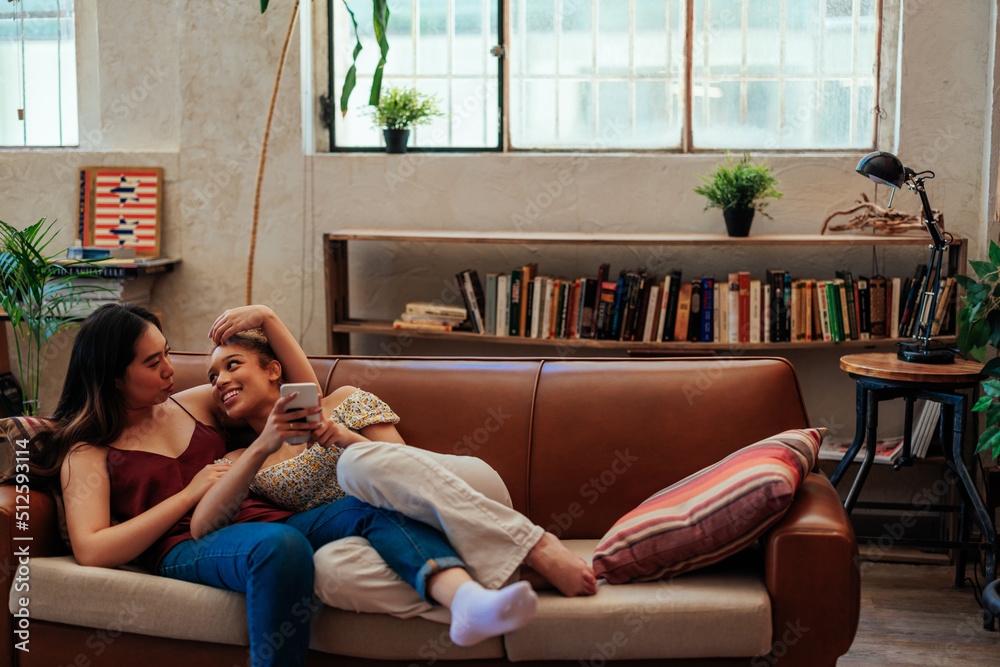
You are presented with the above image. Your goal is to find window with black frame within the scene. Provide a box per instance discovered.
[327,0,881,152]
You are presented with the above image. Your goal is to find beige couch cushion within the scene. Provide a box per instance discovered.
[14,556,503,659]
[503,540,772,661]
[15,541,771,661]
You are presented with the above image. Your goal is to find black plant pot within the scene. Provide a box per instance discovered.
[383,129,410,154]
[723,207,756,237]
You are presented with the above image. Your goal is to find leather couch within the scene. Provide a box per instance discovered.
[2,354,860,666]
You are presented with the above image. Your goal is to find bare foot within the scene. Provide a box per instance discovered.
[517,566,553,591]
[523,532,597,597]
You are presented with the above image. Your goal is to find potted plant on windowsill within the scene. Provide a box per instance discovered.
[694,153,783,237]
[371,87,442,154]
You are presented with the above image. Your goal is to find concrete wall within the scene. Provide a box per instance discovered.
[1,0,996,443]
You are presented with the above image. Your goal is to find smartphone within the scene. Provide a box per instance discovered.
[279,383,321,445]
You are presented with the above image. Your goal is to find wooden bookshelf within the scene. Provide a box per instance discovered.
[323,229,966,355]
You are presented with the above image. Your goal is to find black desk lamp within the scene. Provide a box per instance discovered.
[856,151,954,364]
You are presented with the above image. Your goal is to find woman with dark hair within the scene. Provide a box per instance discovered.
[37,303,544,667]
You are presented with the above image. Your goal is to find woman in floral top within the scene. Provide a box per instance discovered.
[198,309,596,625]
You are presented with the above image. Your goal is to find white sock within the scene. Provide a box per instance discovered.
[448,580,538,647]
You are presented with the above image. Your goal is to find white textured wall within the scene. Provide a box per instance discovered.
[0,0,996,442]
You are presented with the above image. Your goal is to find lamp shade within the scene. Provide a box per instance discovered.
[856,151,907,188]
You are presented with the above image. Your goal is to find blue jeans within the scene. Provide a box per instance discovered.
[158,496,465,667]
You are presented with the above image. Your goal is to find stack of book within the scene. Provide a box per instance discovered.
[50,275,157,318]
[445,261,958,344]
[392,302,469,332]
[818,400,942,465]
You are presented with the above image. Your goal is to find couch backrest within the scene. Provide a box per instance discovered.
[168,353,810,539]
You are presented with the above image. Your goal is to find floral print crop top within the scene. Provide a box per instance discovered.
[218,389,400,512]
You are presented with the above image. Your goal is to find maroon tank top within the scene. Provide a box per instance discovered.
[106,400,292,570]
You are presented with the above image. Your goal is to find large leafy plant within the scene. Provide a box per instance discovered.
[956,239,1000,458]
[0,219,103,415]
[694,152,783,218]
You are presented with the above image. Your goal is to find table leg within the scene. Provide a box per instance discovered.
[844,388,880,514]
[831,381,868,489]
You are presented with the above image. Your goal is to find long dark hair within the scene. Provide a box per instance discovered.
[13,303,162,485]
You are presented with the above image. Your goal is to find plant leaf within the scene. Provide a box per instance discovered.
[369,0,390,106]
[975,423,1000,457]
[969,260,998,280]
[982,357,1000,378]
[972,395,993,411]
[339,1,362,116]
[989,241,1000,266]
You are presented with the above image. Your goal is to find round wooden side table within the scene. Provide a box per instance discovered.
[834,353,996,629]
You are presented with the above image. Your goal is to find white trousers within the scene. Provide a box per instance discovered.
[312,441,544,623]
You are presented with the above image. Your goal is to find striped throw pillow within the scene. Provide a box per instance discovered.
[592,427,825,584]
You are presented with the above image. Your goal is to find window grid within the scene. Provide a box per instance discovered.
[329,0,878,152]
[694,0,877,149]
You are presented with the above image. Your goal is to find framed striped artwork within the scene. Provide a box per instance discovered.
[78,166,163,257]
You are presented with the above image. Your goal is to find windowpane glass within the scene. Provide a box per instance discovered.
[692,0,876,150]
[0,0,77,146]
[510,0,684,149]
[332,0,499,149]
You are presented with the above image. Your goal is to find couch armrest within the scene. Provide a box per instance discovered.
[2,485,66,667]
[761,473,860,666]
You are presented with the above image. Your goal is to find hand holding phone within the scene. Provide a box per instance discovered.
[279,383,321,445]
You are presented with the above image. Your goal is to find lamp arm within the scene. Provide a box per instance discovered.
[911,177,946,249]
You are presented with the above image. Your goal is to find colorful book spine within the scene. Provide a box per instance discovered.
[700,277,715,343]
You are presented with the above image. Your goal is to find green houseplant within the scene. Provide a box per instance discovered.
[694,153,783,237]
[0,218,104,415]
[956,239,1000,459]
[371,86,442,153]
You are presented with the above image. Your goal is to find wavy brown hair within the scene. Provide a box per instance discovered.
[3,303,162,487]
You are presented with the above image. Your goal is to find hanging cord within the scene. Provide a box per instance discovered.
[246,0,301,305]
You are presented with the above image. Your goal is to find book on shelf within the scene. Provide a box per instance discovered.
[398,312,466,327]
[836,271,859,340]
[818,436,906,465]
[579,277,599,339]
[519,263,537,337]
[643,282,661,343]
[868,276,887,338]
[749,279,761,344]
[673,282,693,342]
[727,273,740,344]
[899,265,928,337]
[566,280,582,339]
[508,268,523,336]
[700,277,714,343]
[393,319,456,332]
[589,263,610,338]
[661,269,683,342]
[856,277,871,339]
[495,274,510,337]
[50,256,179,279]
[457,269,486,334]
[484,273,498,336]
[931,277,956,336]
[889,277,902,338]
[406,302,468,319]
[687,281,702,342]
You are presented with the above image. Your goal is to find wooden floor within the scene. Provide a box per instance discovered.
[839,561,1000,665]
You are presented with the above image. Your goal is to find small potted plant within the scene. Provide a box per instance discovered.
[694,153,783,237]
[371,86,442,154]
